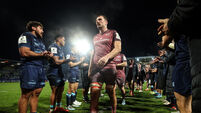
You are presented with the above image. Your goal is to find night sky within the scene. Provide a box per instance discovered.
[0,0,176,60]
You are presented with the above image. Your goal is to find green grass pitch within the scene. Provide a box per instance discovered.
[0,82,173,113]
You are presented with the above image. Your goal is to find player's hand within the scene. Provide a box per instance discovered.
[80,57,85,62]
[83,63,88,67]
[42,51,53,58]
[157,35,171,48]
[97,56,109,68]
[157,18,169,35]
[47,52,53,58]
[41,51,48,56]
[70,56,76,61]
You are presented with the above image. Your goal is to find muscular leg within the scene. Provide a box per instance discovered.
[18,88,33,113]
[56,85,64,104]
[90,82,102,113]
[120,86,126,99]
[30,88,43,112]
[66,83,74,107]
[174,92,186,113]
[50,86,57,107]
[74,82,79,99]
[106,84,117,113]
[129,80,134,96]
[185,95,192,113]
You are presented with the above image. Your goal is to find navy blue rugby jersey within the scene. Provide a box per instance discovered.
[18,32,46,66]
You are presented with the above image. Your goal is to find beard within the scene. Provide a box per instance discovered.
[35,31,43,38]
[97,25,103,30]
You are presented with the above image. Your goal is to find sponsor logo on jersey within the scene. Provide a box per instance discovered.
[18,36,27,44]
[51,47,57,54]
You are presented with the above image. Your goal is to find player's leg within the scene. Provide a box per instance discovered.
[18,88,33,113]
[104,67,117,113]
[116,71,126,105]
[47,74,58,112]
[106,84,117,113]
[49,86,57,112]
[89,69,104,113]
[90,82,102,113]
[55,74,65,108]
[56,85,64,107]
[185,95,192,113]
[29,88,43,112]
[174,92,186,113]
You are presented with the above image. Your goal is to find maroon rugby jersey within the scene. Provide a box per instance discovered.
[93,29,121,68]
[113,53,127,70]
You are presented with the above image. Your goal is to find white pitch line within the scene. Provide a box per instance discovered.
[0,91,8,92]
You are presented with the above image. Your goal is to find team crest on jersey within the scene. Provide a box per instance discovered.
[51,47,57,54]
[18,36,27,44]
[117,56,121,58]
[105,32,111,36]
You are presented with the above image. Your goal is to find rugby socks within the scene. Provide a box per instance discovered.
[66,93,72,106]
[71,92,76,103]
[75,91,77,99]
[49,105,54,112]
[56,102,62,107]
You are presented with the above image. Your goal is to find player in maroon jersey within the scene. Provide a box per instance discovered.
[88,15,121,113]
[113,53,127,105]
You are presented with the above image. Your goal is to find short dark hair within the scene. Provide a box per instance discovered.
[97,14,108,21]
[26,21,43,32]
[54,34,64,41]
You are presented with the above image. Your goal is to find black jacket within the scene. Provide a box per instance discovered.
[168,0,201,36]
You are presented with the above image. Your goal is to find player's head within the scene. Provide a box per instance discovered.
[26,21,44,38]
[71,45,78,54]
[96,15,108,30]
[55,34,65,46]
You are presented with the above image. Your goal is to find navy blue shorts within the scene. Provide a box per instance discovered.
[68,70,80,83]
[172,61,192,96]
[47,68,65,87]
[20,65,46,89]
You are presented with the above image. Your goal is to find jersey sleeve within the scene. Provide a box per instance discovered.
[122,54,127,61]
[18,34,31,48]
[114,31,121,41]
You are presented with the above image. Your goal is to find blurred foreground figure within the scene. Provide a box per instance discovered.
[157,0,201,112]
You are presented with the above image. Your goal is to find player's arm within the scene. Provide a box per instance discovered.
[19,47,46,57]
[88,50,94,76]
[116,61,127,67]
[68,57,85,67]
[18,35,50,58]
[106,40,121,60]
[52,56,68,65]
[82,63,89,67]
[116,55,127,67]
[97,40,121,67]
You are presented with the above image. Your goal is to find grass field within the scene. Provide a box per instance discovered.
[0,82,174,113]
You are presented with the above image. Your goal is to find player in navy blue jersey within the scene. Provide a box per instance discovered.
[47,35,69,113]
[18,21,53,113]
[66,46,85,110]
